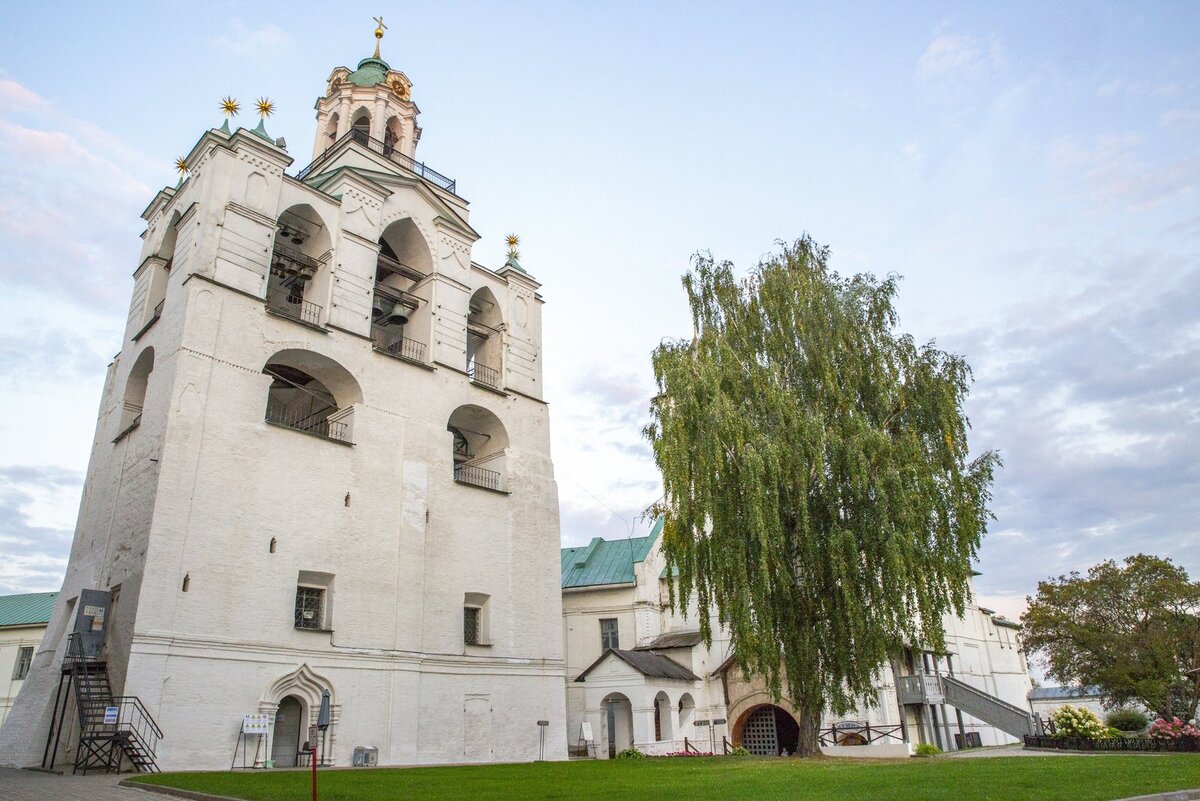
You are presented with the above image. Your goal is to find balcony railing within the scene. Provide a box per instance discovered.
[373,330,427,364]
[454,462,502,492]
[296,130,458,196]
[265,404,350,444]
[468,361,501,390]
[266,286,323,326]
[896,673,945,705]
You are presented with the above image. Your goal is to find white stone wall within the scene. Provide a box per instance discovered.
[0,625,47,730]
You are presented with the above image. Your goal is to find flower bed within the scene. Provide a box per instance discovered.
[1024,734,1200,752]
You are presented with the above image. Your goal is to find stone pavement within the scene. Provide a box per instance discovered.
[0,768,156,801]
[945,743,1098,758]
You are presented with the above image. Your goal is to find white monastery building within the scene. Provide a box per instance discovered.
[0,593,56,730]
[0,33,567,772]
[562,523,1035,758]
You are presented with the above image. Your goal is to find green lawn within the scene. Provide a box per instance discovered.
[131,754,1200,801]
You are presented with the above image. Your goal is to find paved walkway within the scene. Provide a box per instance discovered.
[945,743,1100,758]
[0,768,155,801]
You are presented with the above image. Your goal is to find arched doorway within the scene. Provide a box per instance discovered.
[271,695,305,767]
[600,693,633,758]
[737,705,800,756]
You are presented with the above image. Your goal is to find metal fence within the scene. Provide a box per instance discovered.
[374,333,427,364]
[265,404,349,444]
[454,462,501,491]
[468,361,500,390]
[266,287,323,326]
[1025,734,1200,752]
[297,130,458,195]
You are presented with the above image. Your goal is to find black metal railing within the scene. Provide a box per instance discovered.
[817,722,904,747]
[468,361,501,390]
[1025,734,1200,753]
[266,286,323,326]
[271,242,321,272]
[374,332,427,364]
[265,404,350,444]
[296,130,458,195]
[454,462,501,491]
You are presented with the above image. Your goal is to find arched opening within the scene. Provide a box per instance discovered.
[117,347,155,438]
[324,112,339,148]
[466,287,503,390]
[447,404,508,492]
[267,204,332,326]
[271,695,306,768]
[263,349,361,444]
[678,693,696,734]
[383,115,402,156]
[654,691,674,743]
[372,219,432,364]
[143,211,179,328]
[600,693,633,758]
[351,109,371,145]
[735,704,800,756]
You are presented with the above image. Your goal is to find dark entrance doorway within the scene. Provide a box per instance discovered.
[740,705,800,756]
[271,695,304,767]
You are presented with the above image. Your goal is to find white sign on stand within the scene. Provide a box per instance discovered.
[243,714,271,734]
[580,722,593,743]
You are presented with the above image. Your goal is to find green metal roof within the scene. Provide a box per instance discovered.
[561,519,662,589]
[348,57,390,87]
[0,591,57,628]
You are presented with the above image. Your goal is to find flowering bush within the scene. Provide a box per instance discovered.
[1050,705,1112,739]
[1148,717,1200,739]
[659,751,714,757]
[615,747,646,759]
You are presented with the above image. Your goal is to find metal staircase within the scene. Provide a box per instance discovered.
[940,675,1033,739]
[44,634,163,774]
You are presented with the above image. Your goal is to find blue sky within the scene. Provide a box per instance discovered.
[0,2,1197,635]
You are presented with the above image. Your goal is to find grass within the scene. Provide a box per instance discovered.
[130,754,1200,801]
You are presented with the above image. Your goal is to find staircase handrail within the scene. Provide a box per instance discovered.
[940,674,1033,737]
[112,695,165,741]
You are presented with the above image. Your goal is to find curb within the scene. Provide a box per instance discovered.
[119,779,249,801]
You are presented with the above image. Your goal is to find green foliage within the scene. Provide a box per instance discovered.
[615,747,646,759]
[644,237,999,743]
[1105,708,1149,732]
[1021,554,1200,720]
[133,755,1200,801]
[1050,705,1111,739]
[914,743,943,757]
[730,745,751,756]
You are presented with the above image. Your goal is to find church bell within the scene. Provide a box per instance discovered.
[383,302,410,326]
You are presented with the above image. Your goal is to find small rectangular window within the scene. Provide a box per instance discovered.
[464,606,481,645]
[13,646,33,680]
[600,618,620,651]
[295,586,325,630]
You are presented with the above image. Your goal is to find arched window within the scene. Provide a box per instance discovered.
[372,219,432,364]
[141,212,180,332]
[267,205,331,327]
[466,288,503,390]
[654,692,673,742]
[447,404,508,492]
[677,693,696,732]
[324,112,339,147]
[263,349,361,445]
[383,115,401,156]
[351,110,371,145]
[116,347,154,440]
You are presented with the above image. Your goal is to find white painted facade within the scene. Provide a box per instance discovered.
[0,622,50,730]
[563,530,1034,757]
[0,47,566,771]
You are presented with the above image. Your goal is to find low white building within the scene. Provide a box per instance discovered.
[0,593,56,730]
[0,32,566,773]
[562,524,1035,757]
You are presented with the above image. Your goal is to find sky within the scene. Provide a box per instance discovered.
[0,2,1197,643]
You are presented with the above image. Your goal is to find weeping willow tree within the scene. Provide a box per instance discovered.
[645,236,999,755]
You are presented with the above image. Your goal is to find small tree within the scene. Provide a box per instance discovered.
[645,237,999,756]
[1022,554,1200,721]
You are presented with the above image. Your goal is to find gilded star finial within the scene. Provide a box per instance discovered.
[505,233,520,262]
[175,157,189,180]
[255,97,275,119]
[220,96,240,118]
[373,15,388,59]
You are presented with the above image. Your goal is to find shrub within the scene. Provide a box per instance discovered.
[1148,717,1200,740]
[1105,708,1149,732]
[730,746,751,757]
[914,743,942,757]
[1051,705,1111,739]
[615,747,646,759]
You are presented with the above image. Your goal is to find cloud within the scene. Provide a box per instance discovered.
[1047,132,1200,210]
[1160,108,1200,128]
[916,28,1005,84]
[0,466,80,595]
[213,19,293,59]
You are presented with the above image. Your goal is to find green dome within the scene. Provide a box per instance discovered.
[347,57,390,87]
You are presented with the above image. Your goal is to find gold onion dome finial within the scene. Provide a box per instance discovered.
[373,15,388,59]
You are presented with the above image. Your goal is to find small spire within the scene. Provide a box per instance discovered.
[174,156,189,187]
[373,15,388,59]
[255,97,274,119]
[218,96,239,134]
[501,233,528,274]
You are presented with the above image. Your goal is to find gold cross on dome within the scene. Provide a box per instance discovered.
[373,16,387,58]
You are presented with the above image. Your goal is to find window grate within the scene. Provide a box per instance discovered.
[464,606,481,645]
[295,586,324,630]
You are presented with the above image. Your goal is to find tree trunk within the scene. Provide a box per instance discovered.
[793,706,823,757]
